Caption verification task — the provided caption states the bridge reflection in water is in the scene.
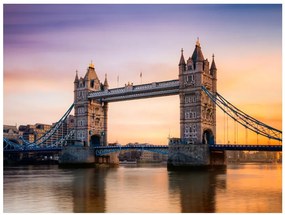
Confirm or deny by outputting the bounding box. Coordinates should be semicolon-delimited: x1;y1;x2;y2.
4;164;281;213
168;168;226;213
72;168;107;213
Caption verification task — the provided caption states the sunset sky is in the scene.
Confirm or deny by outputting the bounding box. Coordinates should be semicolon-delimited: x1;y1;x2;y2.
3;4;282;145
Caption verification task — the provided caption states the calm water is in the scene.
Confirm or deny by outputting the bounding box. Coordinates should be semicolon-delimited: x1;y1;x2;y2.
3;163;282;213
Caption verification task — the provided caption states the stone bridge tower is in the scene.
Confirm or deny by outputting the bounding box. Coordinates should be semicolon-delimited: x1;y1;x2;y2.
168;39;225;169
73;62;108;146
179;39;217;145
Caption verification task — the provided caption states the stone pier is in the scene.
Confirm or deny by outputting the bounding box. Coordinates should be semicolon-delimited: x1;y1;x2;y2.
59;146;95;167
94;152;119;166
167;142;226;170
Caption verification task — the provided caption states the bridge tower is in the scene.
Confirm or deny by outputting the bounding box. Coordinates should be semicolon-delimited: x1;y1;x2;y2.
168;39;224;169
179;39;217;145
73;62;108;146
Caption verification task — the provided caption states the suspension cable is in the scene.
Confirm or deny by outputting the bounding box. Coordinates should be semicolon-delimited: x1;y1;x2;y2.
227;112;229;144
236;119;239;143
224;111;226;144
245;127;247;145
201;86;282;141
20;103;74;146
234;119;236;144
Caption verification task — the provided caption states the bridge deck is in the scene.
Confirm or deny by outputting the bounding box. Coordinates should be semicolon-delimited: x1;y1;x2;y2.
209;144;282;151
4;144;282;153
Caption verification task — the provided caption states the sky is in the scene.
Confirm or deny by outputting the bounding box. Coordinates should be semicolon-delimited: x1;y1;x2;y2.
3;4;282;145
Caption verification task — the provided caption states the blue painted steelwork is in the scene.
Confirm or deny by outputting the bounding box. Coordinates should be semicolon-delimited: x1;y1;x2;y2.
4;130;75;153
4;147;62;153
20;104;74;147
3;138;23;150
210;144;282;151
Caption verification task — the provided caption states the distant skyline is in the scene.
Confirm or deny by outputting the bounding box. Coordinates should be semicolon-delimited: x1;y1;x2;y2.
4;4;282;144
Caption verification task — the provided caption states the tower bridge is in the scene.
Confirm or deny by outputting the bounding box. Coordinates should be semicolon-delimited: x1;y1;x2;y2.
4;39;282;168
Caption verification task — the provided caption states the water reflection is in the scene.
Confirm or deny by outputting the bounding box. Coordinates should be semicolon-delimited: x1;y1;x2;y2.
72;168;108;212
168;169;226;213
4;164;281;213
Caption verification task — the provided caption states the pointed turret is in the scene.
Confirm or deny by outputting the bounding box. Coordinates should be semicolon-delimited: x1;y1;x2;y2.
191;38;204;62
210;54;217;76
179;48;186;66
103;74;109;90
179;48;186;75
74;70;79;83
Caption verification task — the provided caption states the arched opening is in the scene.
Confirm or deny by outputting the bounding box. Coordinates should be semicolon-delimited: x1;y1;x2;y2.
202;129;215;145
90;134;101;146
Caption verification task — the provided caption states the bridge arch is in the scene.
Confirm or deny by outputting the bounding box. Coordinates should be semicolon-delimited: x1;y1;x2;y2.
202;129;215;145
90;134;101;146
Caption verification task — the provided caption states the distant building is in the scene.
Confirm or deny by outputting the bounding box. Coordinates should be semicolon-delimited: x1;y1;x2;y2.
4;114;75;146
140;150;154;161
3;125;20;144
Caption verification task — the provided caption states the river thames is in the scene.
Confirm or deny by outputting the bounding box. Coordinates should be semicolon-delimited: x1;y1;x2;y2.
3;163;282;213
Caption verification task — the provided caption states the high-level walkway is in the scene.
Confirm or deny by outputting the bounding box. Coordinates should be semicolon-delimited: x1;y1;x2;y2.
88;80;179;102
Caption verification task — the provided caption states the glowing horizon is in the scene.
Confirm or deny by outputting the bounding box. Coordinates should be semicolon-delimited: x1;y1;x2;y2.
4;4;282;145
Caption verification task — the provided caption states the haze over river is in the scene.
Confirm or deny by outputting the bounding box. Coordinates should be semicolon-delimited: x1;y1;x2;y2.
4;163;282;213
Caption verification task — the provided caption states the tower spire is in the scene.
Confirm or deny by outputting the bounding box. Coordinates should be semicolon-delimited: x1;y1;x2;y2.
104;73;109;90
179;48;186;66
192;38;204;62
210;54;217;76
74;70;79;82
210;54;217;71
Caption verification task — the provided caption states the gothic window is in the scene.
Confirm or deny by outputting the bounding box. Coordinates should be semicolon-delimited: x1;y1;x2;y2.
185;109;196;119
185;111;190;119
78;107;85;114
185;124;190;134
90;80;95;88
184;75;195;85
185;95;197;104
82;131;85;139
185;96;189;103
193;125;196;133
77;131;81;138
